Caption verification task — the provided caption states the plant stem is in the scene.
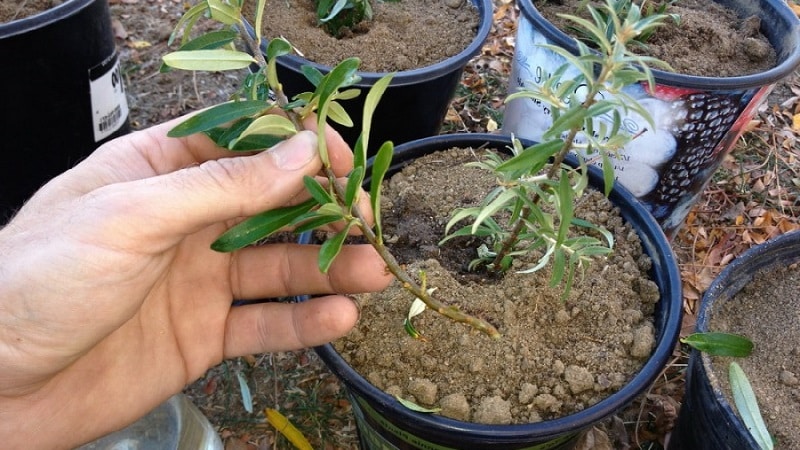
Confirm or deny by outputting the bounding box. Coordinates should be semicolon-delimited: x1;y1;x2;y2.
322;168;502;339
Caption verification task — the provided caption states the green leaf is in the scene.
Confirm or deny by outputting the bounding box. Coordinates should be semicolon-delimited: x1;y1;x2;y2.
300;65;325;87
207;0;241;25
318;224;353;273
496;140;563;175
555;173;575;245
681;332;754;357
369;141;394;241
266;37;292;60
232;114;297;146
254;0;267;42
394;396;441;413
326;101;354;127
345;166;365;207
160;30;239;73
168;2;208;46
303;176;334;205
729;362;773;450
162;49;256;71
168;101;268;137
211;199;316;252
292;214;341;234
360;73;394;156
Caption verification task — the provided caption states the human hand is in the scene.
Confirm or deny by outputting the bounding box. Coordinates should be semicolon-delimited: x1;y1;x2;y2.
0;114;392;449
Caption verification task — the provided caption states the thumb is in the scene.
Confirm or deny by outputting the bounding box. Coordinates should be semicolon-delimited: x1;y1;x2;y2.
86;131;322;246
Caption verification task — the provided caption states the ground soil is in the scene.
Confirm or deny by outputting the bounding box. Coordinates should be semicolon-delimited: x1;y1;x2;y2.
707;262;800;448
335;146;662;425
245;0;481;72
0;0;65;23
536;0;777;77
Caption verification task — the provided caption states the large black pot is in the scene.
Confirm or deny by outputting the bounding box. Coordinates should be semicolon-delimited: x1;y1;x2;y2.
303;133;683;449
250;0;492;156
503;0;800;239
0;0;130;220
669;230;800;449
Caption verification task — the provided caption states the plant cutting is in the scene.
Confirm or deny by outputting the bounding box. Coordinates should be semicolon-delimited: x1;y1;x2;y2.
670;230;800;450
162;0;682;447
0;0;130;217
503;0;800;238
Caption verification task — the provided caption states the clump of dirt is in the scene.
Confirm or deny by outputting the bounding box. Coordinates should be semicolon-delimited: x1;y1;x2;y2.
245;0;481;72
334;147;662;424
0;0;65;23
708;262;800;448
536;0;777;77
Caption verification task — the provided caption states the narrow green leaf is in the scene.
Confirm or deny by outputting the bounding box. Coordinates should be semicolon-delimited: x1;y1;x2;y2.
254;0;267;42
729;362;773;450
300;65;325;88
369;141;394;241
168;101;268;137
266;37;292;60
360;73;394;156
207;0;241;25
211;199;316;252
394;396;441;413
555;173;574;245
162;49;255;71
228;134;285;151
681;332;754;357
496;140;563;175
161;30;239;73
326;101;354;127
233;114;297;146
303;176;334;205
472;189;518;234
345;166;365;207
318;224;353;273
168;2;208;46
292;214;341;234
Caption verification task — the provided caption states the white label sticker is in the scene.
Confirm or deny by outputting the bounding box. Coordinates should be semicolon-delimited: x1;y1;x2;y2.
90;54;129;142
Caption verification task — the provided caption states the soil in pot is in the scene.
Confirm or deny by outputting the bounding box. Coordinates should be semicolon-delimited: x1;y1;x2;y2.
334;147;662;425
0;0;65;23
536;0;776;77
244;0;480;72
706;263;800;448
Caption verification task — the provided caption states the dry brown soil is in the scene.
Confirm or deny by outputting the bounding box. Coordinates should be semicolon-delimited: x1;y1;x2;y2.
336;146;661;425
708;262;800;448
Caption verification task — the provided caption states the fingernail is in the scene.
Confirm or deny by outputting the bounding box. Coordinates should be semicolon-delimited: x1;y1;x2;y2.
270;131;317;170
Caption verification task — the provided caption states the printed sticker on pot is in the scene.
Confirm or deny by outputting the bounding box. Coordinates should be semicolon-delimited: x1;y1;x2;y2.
503;18;767;237
89;53;130;142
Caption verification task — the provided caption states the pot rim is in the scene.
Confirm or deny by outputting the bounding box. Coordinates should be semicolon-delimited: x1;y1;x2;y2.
517;0;800;90
307;133;684;443
0;0;93;38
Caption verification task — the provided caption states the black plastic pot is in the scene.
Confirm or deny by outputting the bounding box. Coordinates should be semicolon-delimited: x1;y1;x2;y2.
0;0;130;220
304;133;683;449
668;230;800;449
250;0;492;156
503;0;800;239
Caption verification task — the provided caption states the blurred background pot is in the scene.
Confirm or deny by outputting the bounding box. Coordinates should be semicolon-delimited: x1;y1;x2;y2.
305;133;683;449
502;0;800;239
0;0;130;220
669;229;800;449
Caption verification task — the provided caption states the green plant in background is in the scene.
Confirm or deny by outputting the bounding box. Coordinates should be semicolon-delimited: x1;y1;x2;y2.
573;0;680;47
440;0;671;297
316;0;373;37
682;332;774;450
161;0;673;339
